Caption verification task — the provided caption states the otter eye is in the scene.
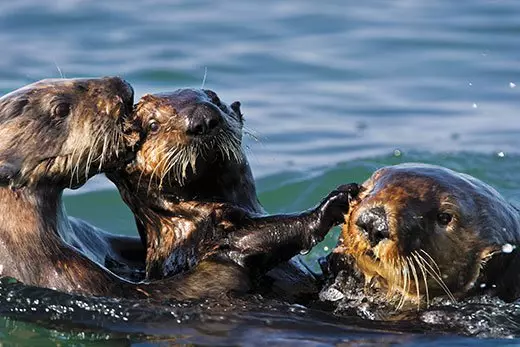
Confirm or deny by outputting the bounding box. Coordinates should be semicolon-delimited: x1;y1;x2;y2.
437;212;452;226
148;120;160;133
53;103;71;118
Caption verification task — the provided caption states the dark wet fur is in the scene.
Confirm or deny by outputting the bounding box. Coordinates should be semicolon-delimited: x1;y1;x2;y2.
107;89;359;300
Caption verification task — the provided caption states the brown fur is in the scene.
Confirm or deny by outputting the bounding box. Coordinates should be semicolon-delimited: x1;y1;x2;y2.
334;163;520;308
0;81;301;301
109;88;260;280
0;77;138;294
108;89;358;304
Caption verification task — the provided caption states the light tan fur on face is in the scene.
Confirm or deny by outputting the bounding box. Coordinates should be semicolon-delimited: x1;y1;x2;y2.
128;92;243;190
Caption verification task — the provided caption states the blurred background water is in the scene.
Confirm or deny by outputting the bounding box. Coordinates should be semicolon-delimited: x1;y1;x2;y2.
1;0;520;345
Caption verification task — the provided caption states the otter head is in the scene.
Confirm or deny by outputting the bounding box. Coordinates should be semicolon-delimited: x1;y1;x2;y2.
337;163;518;308
108;88;262;279
120;88;246;192
0;77;136;189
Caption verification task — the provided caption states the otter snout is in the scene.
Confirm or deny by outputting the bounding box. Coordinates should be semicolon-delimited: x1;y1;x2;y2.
355;206;389;247
182;102;222;136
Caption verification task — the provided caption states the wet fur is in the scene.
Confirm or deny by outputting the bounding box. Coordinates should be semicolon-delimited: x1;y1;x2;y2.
327;163;520;309
107;89;358;301
0;77;141;294
0;80;266;301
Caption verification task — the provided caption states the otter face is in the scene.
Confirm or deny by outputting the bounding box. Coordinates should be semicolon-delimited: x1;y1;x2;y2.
128;88;244;188
0;77;135;189
339;163;513;308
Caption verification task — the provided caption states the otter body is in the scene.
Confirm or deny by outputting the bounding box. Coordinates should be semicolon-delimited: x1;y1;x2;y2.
324;163;520;308
0;77;142;294
0;81;358;301
108;89;359;299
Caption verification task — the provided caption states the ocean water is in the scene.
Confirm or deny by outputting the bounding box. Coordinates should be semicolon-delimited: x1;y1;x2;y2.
1;0;520;345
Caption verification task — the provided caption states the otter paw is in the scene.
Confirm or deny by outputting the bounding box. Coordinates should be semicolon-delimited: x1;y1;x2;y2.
319;183;360;227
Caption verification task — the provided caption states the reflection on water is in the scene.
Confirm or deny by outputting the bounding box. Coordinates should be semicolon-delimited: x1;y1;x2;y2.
1;0;520;345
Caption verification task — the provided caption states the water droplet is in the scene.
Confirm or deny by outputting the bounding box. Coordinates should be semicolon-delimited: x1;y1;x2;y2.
497;151;506;158
393;149;402;157
472;103;478;109
510;82;516;88
468;82;473;86
323;246;329;252
502;243;516;253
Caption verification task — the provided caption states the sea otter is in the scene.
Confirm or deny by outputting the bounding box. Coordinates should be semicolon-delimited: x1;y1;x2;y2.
106;89;359;298
0;79;359;301
0;77;145;294
323;163;520;309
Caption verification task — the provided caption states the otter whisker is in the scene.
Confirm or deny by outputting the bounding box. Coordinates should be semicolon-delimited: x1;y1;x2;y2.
243;126;261;143
217;133;231;161
201;66;208;89
228;133;244;164
412;252;430;307
397;257;409;310
84;129;98;179
149;144;177;192
68;145;79;188
98;132;110;171
181;151;190;182
85;125;104;179
396;262;405;310
163;149;182;188
407;256;421;310
54;60;65;79
419;249;442;275
159;148;182;189
415;252;456;303
72;143;88;186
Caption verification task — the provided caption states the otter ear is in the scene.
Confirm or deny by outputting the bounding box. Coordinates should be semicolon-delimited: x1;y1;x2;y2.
230;101;243;119
0;158;22;187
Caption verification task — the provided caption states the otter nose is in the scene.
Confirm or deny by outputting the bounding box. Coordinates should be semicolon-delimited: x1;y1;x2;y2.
356;206;389;247
184;102;222;136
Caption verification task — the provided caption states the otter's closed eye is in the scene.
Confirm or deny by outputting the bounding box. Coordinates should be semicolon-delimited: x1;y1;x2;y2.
52;103;71;118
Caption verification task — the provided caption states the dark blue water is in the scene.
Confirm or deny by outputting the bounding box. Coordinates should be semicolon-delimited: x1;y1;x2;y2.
1;0;520;345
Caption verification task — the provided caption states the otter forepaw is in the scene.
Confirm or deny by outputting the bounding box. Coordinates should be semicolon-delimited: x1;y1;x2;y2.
318;183;360;228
